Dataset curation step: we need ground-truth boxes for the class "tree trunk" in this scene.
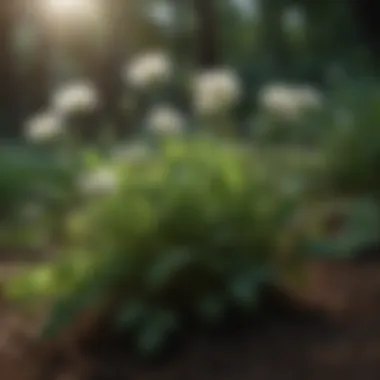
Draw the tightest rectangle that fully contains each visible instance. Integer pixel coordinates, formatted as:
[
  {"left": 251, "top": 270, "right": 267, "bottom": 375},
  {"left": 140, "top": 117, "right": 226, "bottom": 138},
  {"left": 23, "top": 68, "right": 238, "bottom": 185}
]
[
  {"left": 259, "top": 0, "right": 289, "bottom": 72},
  {"left": 93, "top": 0, "right": 164, "bottom": 137},
  {"left": 22, "top": 4, "right": 51, "bottom": 119},
  {"left": 353, "top": 0, "right": 380, "bottom": 63},
  {"left": 0, "top": 1, "right": 21, "bottom": 138},
  {"left": 193, "top": 0, "right": 219, "bottom": 67}
]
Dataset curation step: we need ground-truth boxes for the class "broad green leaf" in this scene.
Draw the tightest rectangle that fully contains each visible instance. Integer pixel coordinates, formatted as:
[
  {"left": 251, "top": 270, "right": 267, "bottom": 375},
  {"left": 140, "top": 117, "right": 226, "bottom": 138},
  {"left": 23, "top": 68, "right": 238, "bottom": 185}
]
[
  {"left": 145, "top": 249, "right": 194, "bottom": 292},
  {"left": 136, "top": 310, "right": 180, "bottom": 356},
  {"left": 115, "top": 300, "right": 148, "bottom": 331}
]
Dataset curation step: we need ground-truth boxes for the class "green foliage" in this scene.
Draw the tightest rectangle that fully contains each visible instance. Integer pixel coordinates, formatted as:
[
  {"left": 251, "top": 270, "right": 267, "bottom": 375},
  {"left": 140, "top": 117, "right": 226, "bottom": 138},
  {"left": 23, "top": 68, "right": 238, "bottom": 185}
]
[
  {"left": 8, "top": 136, "right": 300, "bottom": 356},
  {"left": 0, "top": 145, "right": 76, "bottom": 247},
  {"left": 324, "top": 82, "right": 380, "bottom": 198},
  {"left": 329, "top": 198, "right": 380, "bottom": 254},
  {"left": 253, "top": 109, "right": 328, "bottom": 147},
  {"left": 302, "top": 198, "right": 380, "bottom": 259}
]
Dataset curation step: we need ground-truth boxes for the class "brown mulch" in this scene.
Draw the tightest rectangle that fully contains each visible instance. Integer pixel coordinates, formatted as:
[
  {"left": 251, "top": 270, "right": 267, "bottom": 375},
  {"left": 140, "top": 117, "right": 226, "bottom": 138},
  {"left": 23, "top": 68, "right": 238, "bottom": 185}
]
[{"left": 3, "top": 258, "right": 380, "bottom": 380}]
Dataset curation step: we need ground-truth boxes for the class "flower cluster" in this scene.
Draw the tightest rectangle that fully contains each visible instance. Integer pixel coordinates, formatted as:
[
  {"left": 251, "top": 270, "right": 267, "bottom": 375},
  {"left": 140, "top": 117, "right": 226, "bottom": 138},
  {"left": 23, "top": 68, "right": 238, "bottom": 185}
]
[
  {"left": 79, "top": 167, "right": 117, "bottom": 196},
  {"left": 193, "top": 69, "right": 242, "bottom": 115},
  {"left": 122, "top": 52, "right": 242, "bottom": 134},
  {"left": 146, "top": 105, "right": 185, "bottom": 135},
  {"left": 52, "top": 81, "right": 98, "bottom": 115},
  {"left": 124, "top": 51, "right": 172, "bottom": 89},
  {"left": 25, "top": 81, "right": 99, "bottom": 143},
  {"left": 25, "top": 50, "right": 325, "bottom": 147},
  {"left": 258, "top": 83, "right": 323, "bottom": 120},
  {"left": 25, "top": 112, "right": 64, "bottom": 143}
]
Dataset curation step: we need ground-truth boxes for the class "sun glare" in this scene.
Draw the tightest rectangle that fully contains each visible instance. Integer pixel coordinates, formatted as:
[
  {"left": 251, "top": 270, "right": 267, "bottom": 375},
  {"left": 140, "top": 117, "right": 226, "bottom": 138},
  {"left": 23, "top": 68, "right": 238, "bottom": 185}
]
[{"left": 40, "top": 0, "right": 102, "bottom": 23}]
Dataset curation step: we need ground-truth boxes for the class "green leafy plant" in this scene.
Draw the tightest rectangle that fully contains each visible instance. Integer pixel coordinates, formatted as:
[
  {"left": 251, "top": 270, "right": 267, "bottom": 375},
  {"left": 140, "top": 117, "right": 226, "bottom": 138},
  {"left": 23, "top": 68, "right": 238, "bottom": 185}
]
[
  {"left": 7, "top": 136, "right": 300, "bottom": 356},
  {"left": 0, "top": 145, "right": 76, "bottom": 248},
  {"left": 280, "top": 197, "right": 380, "bottom": 261},
  {"left": 324, "top": 82, "right": 380, "bottom": 199}
]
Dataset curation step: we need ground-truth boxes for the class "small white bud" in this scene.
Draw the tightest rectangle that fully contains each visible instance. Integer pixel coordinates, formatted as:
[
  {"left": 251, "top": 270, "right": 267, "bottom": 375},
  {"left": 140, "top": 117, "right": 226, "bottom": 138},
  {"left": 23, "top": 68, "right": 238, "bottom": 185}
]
[
  {"left": 146, "top": 106, "right": 185, "bottom": 135},
  {"left": 193, "top": 69, "right": 241, "bottom": 115},
  {"left": 79, "top": 168, "right": 117, "bottom": 196},
  {"left": 25, "top": 111, "right": 63, "bottom": 143},
  {"left": 124, "top": 51, "right": 172, "bottom": 89},
  {"left": 258, "top": 83, "right": 323, "bottom": 120},
  {"left": 52, "top": 81, "right": 98, "bottom": 115}
]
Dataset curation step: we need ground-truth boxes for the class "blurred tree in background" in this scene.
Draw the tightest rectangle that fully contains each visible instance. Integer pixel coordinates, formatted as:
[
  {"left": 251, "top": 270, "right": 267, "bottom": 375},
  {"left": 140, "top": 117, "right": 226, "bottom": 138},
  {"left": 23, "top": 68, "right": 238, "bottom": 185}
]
[
  {"left": 0, "top": 1, "right": 22, "bottom": 137},
  {"left": 0, "top": 0, "right": 378, "bottom": 139}
]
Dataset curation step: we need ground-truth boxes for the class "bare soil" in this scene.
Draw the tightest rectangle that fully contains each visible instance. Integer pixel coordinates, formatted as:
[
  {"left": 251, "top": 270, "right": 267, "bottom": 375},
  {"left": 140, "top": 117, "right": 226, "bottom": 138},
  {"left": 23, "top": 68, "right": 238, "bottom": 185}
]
[{"left": 2, "top": 258, "right": 380, "bottom": 380}]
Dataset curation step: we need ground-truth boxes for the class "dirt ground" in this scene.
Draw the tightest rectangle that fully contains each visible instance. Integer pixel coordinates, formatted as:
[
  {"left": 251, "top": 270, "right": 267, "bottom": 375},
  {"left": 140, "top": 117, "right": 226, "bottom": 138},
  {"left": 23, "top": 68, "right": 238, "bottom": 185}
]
[{"left": 2, "top": 258, "right": 380, "bottom": 380}]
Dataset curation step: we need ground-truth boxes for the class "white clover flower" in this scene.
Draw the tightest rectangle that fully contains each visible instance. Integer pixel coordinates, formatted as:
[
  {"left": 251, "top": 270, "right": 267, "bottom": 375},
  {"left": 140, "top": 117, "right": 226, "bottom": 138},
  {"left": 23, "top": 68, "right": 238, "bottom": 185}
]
[
  {"left": 79, "top": 167, "right": 117, "bottom": 196},
  {"left": 193, "top": 68, "right": 242, "bottom": 115},
  {"left": 52, "top": 81, "right": 98, "bottom": 115},
  {"left": 258, "top": 83, "right": 323, "bottom": 120},
  {"left": 146, "top": 105, "right": 185, "bottom": 135},
  {"left": 124, "top": 51, "right": 172, "bottom": 89},
  {"left": 25, "top": 111, "right": 64, "bottom": 143}
]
